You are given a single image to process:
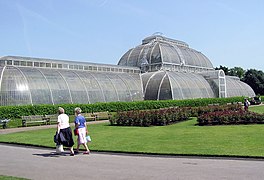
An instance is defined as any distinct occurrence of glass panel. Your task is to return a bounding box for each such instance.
[14,61,19,66]
[91,73,118,102]
[0,66,31,105]
[144,71,164,100]
[52,63,57,68]
[106,73,131,101]
[7,60,12,65]
[34,62,40,67]
[58,70,88,104]
[158,75,172,100]
[40,69,71,104]
[19,67,53,105]
[75,71,105,103]
[27,61,33,66]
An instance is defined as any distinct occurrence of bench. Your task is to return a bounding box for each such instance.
[44,114,58,125]
[83,113,97,121]
[0,119,10,129]
[94,111,112,120]
[21,115,47,127]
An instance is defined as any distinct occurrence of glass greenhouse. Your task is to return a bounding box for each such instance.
[0,35,255,106]
[119,35,255,100]
[0,56,143,106]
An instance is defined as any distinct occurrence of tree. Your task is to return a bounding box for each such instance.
[242,69,264,95]
[229,67,245,79]
[215,65,229,75]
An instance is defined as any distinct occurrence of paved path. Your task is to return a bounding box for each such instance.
[1,144,264,180]
[1,116,264,179]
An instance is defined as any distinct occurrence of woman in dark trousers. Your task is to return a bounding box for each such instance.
[57,107,75,156]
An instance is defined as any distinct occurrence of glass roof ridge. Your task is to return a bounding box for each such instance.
[142,35,189,48]
[0,55,140,70]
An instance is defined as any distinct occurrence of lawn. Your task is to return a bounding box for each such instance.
[0,105,264,157]
[0,175,29,180]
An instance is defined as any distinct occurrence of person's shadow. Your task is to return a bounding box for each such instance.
[33,151,70,158]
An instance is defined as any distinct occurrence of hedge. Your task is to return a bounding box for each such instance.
[0,96,262,119]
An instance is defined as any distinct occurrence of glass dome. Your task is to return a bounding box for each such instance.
[118,35,214,72]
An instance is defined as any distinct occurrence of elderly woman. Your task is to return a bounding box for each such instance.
[74,107,90,154]
[57,107,75,156]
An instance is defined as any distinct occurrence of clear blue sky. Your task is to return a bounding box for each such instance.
[0,0,263,70]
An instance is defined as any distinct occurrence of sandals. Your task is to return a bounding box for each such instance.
[83,151,90,155]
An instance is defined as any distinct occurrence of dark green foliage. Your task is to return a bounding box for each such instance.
[0,96,260,119]
[215,65,229,75]
[242,69,264,95]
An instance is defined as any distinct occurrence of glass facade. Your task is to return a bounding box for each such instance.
[120,35,256,100]
[0,35,256,106]
[0,57,143,106]
[141,71,215,100]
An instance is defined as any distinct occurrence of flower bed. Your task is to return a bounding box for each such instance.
[110,107,190,127]
[197,110,264,126]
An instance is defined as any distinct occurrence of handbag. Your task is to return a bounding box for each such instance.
[86,135,92,142]
[56,144,64,154]
[74,128,79,136]
[54,132,59,144]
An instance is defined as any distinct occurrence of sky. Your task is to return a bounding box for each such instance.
[0,0,264,70]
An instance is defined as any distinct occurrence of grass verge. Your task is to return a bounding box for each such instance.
[0,105,264,158]
[1,118,264,157]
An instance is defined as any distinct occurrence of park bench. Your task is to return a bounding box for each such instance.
[83,113,97,121]
[0,119,10,129]
[21,115,47,127]
[83,111,111,121]
[94,111,112,120]
[44,114,58,125]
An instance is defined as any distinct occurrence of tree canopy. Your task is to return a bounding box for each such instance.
[215,66,264,95]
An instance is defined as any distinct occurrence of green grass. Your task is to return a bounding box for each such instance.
[0,175,29,180]
[1,105,264,157]
[249,105,264,114]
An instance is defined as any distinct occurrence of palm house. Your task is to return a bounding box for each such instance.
[0,35,255,106]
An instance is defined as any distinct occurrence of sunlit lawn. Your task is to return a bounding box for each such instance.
[0,105,264,157]
[0,175,29,180]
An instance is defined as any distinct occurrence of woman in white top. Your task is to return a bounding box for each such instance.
[57,107,75,156]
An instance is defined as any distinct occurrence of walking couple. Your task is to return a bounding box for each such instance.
[55,107,90,156]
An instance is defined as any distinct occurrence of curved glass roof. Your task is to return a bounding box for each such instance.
[225,76,255,97]
[0,65,143,106]
[0,34,256,106]
[141,70,215,100]
[118,35,214,71]
[141,70,255,100]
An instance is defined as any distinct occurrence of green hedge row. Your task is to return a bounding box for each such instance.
[0,96,262,119]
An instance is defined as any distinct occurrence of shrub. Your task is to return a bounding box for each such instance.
[197,110,264,126]
[112,107,190,127]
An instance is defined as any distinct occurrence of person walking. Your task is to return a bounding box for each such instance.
[74,107,90,154]
[244,98,250,111]
[57,107,75,156]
